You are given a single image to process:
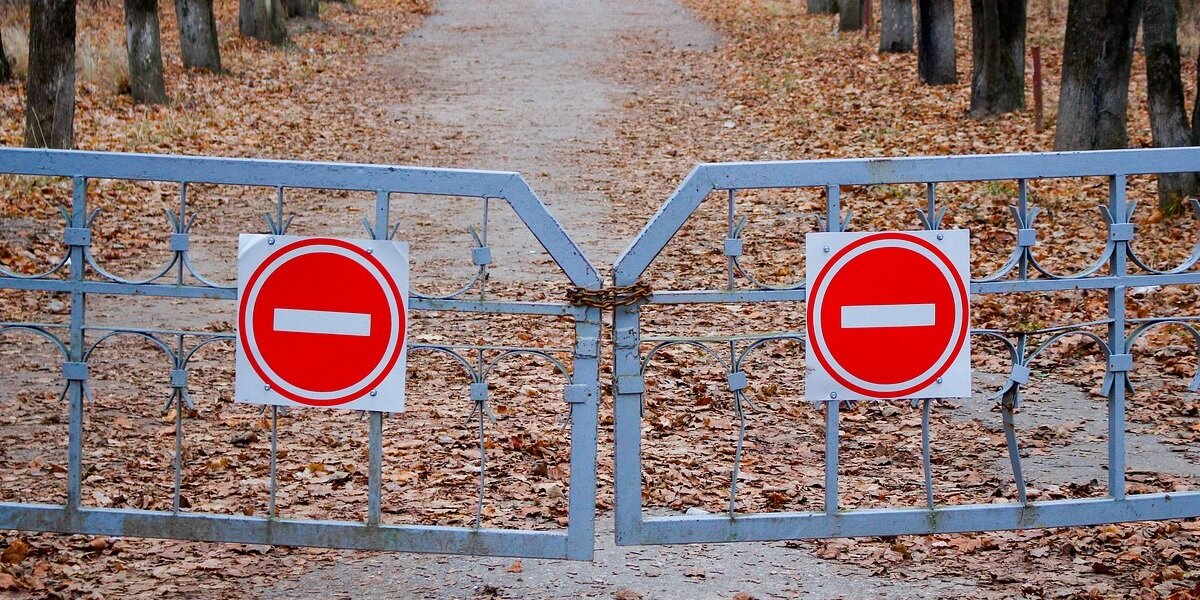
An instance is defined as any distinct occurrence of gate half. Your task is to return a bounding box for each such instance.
[0,148,601,560]
[611,148,1200,546]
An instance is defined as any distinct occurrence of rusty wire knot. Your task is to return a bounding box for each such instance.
[566,281,653,309]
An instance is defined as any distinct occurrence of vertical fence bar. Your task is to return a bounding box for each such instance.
[173,399,183,512]
[921,398,935,509]
[726,189,736,290]
[269,405,278,518]
[367,189,390,526]
[1001,390,1029,504]
[368,412,383,526]
[473,349,487,529]
[926,183,936,219]
[172,336,184,513]
[1018,179,1030,279]
[1107,175,1128,499]
[823,183,842,515]
[565,307,601,560]
[479,197,490,300]
[926,181,936,224]
[273,186,286,234]
[612,303,644,544]
[826,185,841,233]
[66,176,87,512]
[176,184,187,285]
[824,400,839,514]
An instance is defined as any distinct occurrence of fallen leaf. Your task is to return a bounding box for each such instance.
[1,539,29,564]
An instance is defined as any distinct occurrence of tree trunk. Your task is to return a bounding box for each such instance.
[175,0,221,71]
[125,0,168,104]
[1054,0,1143,150]
[969,0,1026,118]
[239,0,288,45]
[880,0,914,52]
[1144,0,1196,213]
[282,0,317,18]
[24,0,75,148]
[1193,53,1200,147]
[839,0,863,30]
[917,0,956,84]
[0,28,12,83]
[808,0,838,14]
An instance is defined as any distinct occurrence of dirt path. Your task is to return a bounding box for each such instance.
[257,1,981,597]
[263,514,979,599]
[952,375,1200,487]
[376,0,717,284]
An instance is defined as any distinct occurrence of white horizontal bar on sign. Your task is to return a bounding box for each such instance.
[840,303,935,329]
[273,308,372,337]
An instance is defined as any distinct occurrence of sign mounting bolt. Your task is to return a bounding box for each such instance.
[267,237,276,245]
[370,390,378,397]
[936,233,944,241]
[830,391,838,399]
[263,384,271,391]
[823,245,830,253]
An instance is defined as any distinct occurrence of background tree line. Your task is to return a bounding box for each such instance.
[5,0,1200,213]
[9,0,321,151]
[816,0,1198,213]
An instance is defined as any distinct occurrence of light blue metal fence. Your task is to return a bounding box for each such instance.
[0,148,601,560]
[4,146,1200,559]
[611,147,1200,546]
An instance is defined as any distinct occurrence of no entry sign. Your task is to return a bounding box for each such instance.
[805,230,970,401]
[235,234,409,412]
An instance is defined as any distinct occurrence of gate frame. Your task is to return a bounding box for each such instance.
[0,148,601,560]
[611,147,1200,546]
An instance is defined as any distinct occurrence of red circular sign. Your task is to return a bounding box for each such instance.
[807,232,967,398]
[239,238,405,406]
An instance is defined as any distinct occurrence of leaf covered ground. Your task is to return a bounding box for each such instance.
[0,0,1198,598]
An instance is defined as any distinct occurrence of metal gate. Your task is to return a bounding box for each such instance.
[3,146,1200,559]
[0,148,601,560]
[611,148,1200,546]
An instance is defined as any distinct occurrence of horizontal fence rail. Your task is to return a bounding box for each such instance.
[611,147,1200,546]
[0,148,601,560]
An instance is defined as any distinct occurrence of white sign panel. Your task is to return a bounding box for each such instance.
[805,229,971,402]
[235,234,409,412]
